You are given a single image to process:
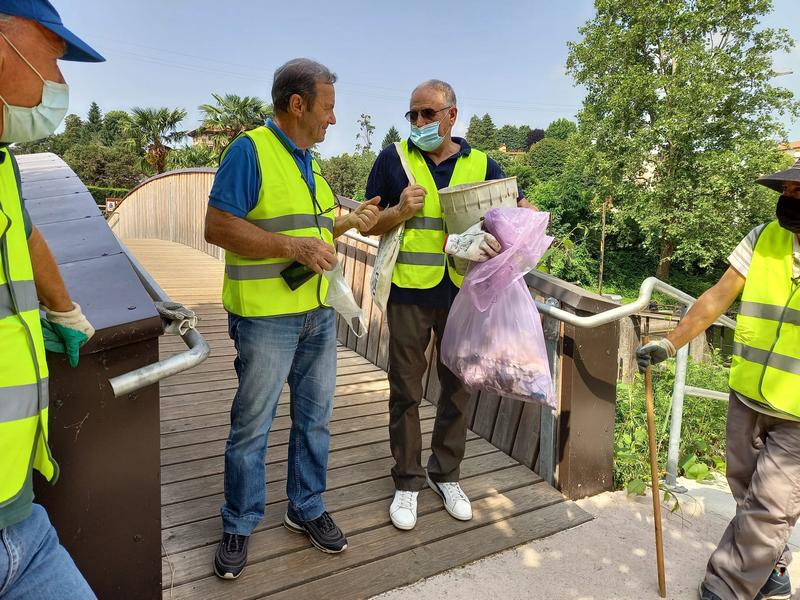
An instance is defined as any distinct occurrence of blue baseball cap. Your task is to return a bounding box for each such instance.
[0,0,104,62]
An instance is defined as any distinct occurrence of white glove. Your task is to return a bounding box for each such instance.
[42,301,95,339]
[444,222,501,262]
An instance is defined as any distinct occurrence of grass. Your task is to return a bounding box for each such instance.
[614,352,730,494]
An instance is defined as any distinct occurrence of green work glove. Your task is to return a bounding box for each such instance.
[635,339,677,373]
[40,302,95,368]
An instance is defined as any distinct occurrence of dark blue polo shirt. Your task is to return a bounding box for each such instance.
[365,137,514,308]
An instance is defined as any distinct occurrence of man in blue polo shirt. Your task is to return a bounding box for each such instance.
[363,79,529,531]
[204,58,379,579]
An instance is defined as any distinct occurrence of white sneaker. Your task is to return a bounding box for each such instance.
[389,490,418,530]
[426,474,472,521]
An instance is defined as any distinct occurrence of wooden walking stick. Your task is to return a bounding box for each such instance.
[643,320,667,597]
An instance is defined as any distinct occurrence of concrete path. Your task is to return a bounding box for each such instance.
[372,476,799,600]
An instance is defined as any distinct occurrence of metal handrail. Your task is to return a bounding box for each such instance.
[534,276,736,330]
[108,240,210,397]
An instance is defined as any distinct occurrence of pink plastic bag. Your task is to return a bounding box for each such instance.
[441,207,555,407]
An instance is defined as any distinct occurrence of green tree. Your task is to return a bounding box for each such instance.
[319,151,376,200]
[544,118,577,140]
[567,0,798,280]
[198,93,273,151]
[85,101,103,138]
[63,141,143,189]
[465,113,498,151]
[101,110,133,147]
[125,107,188,174]
[355,113,375,153]
[526,137,570,182]
[497,124,531,151]
[381,125,401,149]
[166,145,218,169]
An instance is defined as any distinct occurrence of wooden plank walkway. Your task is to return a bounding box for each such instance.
[123,238,592,600]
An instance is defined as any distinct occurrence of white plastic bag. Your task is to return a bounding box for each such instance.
[370,141,414,313]
[325,262,367,337]
[370,222,403,313]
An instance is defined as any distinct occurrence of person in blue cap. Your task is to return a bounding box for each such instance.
[0,1,102,598]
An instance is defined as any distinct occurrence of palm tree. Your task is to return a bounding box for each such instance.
[126,107,187,174]
[198,93,273,151]
[166,144,218,170]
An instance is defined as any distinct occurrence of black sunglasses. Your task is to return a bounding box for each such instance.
[404,106,452,123]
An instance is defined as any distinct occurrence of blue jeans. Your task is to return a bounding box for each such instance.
[221,307,337,535]
[0,504,96,599]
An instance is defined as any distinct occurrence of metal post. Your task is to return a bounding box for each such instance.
[539,297,561,486]
[665,305,689,492]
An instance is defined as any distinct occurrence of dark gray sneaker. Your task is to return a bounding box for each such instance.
[213,532,249,580]
[755,569,792,600]
[699,583,722,600]
[283,510,347,553]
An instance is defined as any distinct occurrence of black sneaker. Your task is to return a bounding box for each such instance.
[755,569,792,600]
[213,532,249,580]
[699,583,722,600]
[283,510,347,553]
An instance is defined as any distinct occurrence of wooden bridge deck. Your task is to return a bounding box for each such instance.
[124,238,592,600]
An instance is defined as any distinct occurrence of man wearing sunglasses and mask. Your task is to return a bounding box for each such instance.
[637,160,800,600]
[204,58,380,579]
[362,80,530,531]
[0,1,100,597]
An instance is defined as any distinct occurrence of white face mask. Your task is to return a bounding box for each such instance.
[0,32,69,144]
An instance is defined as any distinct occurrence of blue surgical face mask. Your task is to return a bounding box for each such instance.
[410,120,444,152]
[0,32,69,144]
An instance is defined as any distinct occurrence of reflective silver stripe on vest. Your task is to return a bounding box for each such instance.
[405,217,443,231]
[739,301,800,327]
[733,342,800,376]
[251,214,334,234]
[395,251,445,266]
[0,280,38,319]
[225,262,293,281]
[0,379,49,424]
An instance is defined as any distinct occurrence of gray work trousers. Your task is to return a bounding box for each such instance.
[703,392,800,599]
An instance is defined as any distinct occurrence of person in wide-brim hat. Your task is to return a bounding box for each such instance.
[638,155,800,600]
[757,157,800,194]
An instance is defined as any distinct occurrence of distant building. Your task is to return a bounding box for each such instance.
[779,140,800,159]
[497,143,525,157]
[187,126,221,149]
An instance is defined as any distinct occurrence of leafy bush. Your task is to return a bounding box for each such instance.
[614,353,730,494]
[86,186,129,206]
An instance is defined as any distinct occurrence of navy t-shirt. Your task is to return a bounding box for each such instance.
[365,137,515,309]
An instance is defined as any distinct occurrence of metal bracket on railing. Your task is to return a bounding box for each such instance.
[108,240,210,398]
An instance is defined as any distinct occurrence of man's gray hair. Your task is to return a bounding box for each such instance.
[272,58,337,113]
[415,79,457,106]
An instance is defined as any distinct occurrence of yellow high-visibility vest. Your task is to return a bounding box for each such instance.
[222,126,336,317]
[0,148,57,506]
[729,220,800,416]
[391,140,488,289]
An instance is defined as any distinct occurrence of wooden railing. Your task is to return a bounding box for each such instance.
[112,172,619,499]
[332,200,621,497]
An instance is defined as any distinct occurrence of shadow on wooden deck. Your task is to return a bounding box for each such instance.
[124,239,592,600]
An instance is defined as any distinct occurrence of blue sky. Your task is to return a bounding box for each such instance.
[57,0,800,157]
